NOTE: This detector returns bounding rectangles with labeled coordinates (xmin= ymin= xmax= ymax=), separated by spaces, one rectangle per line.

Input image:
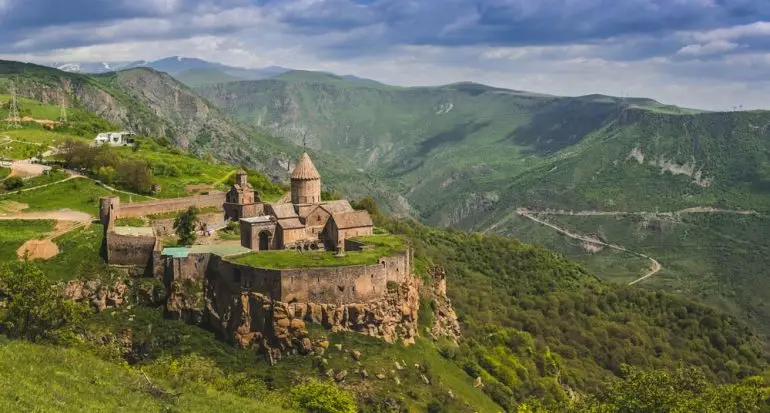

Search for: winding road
xmin=516 ymin=210 xmax=662 ymax=285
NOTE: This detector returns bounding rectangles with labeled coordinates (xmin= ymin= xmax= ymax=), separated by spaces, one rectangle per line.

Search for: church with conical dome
xmin=225 ymin=152 xmax=373 ymax=252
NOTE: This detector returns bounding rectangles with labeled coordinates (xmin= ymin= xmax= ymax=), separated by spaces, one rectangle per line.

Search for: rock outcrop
xmin=203 ymin=269 xmax=421 ymax=363
xmin=63 ymin=279 xmax=130 ymax=312
xmin=426 ymin=267 xmax=462 ymax=343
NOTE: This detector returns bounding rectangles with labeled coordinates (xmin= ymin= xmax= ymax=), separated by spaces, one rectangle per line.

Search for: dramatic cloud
xmin=0 ymin=0 xmax=769 ymax=109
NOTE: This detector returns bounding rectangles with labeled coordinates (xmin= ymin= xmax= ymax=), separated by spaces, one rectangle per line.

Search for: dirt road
xmin=516 ymin=210 xmax=663 ymax=286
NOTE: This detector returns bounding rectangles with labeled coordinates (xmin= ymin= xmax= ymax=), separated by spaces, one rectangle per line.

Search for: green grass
xmin=83 ymin=306 xmax=497 ymax=412
xmin=0 ymin=170 xmax=69 ymax=194
xmin=0 ymin=167 xmax=9 ymax=180
xmin=229 ymin=234 xmax=405 ymax=269
xmin=35 ymin=224 xmax=110 ymax=282
xmin=0 ymin=338 xmax=290 ymax=413
xmin=115 ymin=217 xmax=146 ymax=227
xmin=0 ymin=219 xmax=54 ymax=261
xmin=1 ymin=177 xmax=150 ymax=215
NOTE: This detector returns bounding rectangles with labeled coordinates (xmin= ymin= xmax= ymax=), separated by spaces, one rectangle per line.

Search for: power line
xmin=6 ymin=82 xmax=21 ymax=128
xmin=59 ymin=98 xmax=67 ymax=123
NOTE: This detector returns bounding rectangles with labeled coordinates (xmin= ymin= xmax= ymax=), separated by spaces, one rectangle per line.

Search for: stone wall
xmin=280 ymin=264 xmax=388 ymax=304
xmin=106 ymin=232 xmax=158 ymax=267
xmin=204 ymin=264 xmax=420 ymax=362
xmin=118 ymin=192 xmax=226 ymax=218
xmin=161 ymin=249 xmax=418 ymax=361
xmin=224 ymin=202 xmax=263 ymax=220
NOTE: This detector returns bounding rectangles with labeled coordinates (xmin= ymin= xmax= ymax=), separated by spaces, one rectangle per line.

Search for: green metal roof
xmin=161 ymin=247 xmax=189 ymax=258
xmin=161 ymin=244 xmax=250 ymax=258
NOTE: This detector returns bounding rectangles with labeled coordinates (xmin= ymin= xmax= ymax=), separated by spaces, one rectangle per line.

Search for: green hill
xmin=0 ymin=60 xmax=294 ymax=175
xmin=195 ymin=72 xmax=770 ymax=337
xmin=174 ymin=68 xmax=244 ymax=87
xmin=2 ymin=59 xmax=770 ymax=411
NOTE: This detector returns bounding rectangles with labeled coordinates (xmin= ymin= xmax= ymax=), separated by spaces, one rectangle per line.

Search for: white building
xmin=94 ymin=131 xmax=136 ymax=146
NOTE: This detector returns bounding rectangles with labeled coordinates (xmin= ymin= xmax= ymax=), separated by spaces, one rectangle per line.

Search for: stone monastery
xmin=98 ymin=152 xmax=421 ymax=360
xmin=226 ymin=152 xmax=374 ymax=253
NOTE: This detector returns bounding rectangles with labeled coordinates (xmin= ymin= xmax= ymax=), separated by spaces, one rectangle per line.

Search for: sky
xmin=1 ymin=0 xmax=770 ymax=110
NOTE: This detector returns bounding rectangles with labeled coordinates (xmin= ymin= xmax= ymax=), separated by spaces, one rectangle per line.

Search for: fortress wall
xmin=215 ymin=260 xmax=282 ymax=300
xmin=151 ymin=212 xmax=225 ymax=236
xmin=165 ymin=253 xmax=213 ymax=284
xmin=280 ymin=264 xmax=388 ymax=304
xmin=380 ymin=251 xmax=410 ymax=284
xmin=119 ymin=193 xmax=226 ymax=218
xmin=106 ymin=231 xmax=156 ymax=266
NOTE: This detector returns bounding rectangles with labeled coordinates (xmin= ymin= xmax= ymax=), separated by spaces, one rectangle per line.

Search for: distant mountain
xmin=195 ymin=69 xmax=770 ymax=337
xmin=47 ymin=56 xmax=294 ymax=85
xmin=46 ymin=56 xmax=384 ymax=87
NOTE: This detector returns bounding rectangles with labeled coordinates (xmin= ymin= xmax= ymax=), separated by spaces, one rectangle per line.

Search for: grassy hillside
xmin=196 ymin=72 xmax=770 ymax=225
xmin=174 ymin=68 xmax=244 ymax=87
xmin=196 ymin=72 xmax=770 ymax=341
xmin=0 ymin=60 xmax=298 ymax=177
xmin=0 ymin=338 xmax=292 ymax=413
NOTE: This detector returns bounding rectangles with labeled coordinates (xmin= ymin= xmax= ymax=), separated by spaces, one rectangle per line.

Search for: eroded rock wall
xmin=204 ymin=271 xmax=420 ymax=363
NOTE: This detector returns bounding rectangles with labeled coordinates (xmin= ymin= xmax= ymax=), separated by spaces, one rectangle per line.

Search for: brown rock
xmin=276 ymin=318 xmax=291 ymax=328
xmin=350 ymin=350 xmax=362 ymax=361
xmin=334 ymin=370 xmax=348 ymax=382
xmin=290 ymin=319 xmax=305 ymax=330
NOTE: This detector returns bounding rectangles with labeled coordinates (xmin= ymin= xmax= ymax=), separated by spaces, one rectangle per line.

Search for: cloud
xmin=0 ymin=0 xmax=769 ymax=110
xmin=677 ymin=40 xmax=741 ymax=56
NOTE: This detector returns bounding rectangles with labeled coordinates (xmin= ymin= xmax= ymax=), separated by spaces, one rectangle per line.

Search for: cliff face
xmin=160 ymin=252 xmax=422 ymax=362
xmin=0 ymin=61 xmax=293 ymax=176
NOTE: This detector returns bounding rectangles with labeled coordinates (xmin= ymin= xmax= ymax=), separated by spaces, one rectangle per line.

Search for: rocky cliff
xmin=0 ymin=60 xmax=292 ymax=176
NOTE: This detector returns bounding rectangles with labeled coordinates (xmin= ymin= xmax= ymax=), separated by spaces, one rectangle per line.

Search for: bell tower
xmin=290 ymin=152 xmax=321 ymax=205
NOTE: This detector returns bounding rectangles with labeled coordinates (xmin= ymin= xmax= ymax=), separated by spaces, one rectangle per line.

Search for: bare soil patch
xmin=17 ymin=239 xmax=59 ymax=260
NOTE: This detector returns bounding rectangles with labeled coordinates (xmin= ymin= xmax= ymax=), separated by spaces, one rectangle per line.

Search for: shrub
xmin=288 ymin=379 xmax=357 ymax=413
xmin=0 ymin=260 xmax=88 ymax=342
xmin=174 ymin=206 xmax=199 ymax=246
xmin=3 ymin=176 xmax=23 ymax=190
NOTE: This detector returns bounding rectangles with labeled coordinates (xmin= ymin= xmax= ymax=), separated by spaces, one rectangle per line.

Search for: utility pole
xmin=59 ymin=98 xmax=68 ymax=123
xmin=59 ymin=78 xmax=70 ymax=124
xmin=6 ymin=82 xmax=21 ymax=128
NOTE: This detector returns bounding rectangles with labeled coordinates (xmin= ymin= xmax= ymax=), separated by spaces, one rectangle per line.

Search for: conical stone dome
xmin=291 ymin=152 xmax=321 ymax=180
xmin=291 ymin=152 xmax=321 ymax=204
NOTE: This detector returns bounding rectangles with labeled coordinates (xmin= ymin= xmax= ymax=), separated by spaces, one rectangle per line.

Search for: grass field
xmin=229 ymin=234 xmax=406 ymax=269
xmin=35 ymin=224 xmax=110 ymax=282
xmin=0 ymin=167 xmax=9 ymax=180
xmin=0 ymin=220 xmax=54 ymax=262
xmin=0 ymin=338 xmax=290 ymax=413
xmin=1 ymin=177 xmax=150 ymax=215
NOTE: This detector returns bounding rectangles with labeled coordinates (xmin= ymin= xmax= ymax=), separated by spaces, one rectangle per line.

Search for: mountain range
xmin=47 ymin=56 xmax=379 ymax=87
xmin=5 ymin=57 xmax=770 ymax=336
xmin=3 ymin=57 xmax=770 ymax=411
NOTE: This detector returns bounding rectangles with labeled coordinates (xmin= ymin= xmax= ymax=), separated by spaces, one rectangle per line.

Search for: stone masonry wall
xmin=106 ymin=232 xmax=157 ymax=266
xmin=119 ymin=193 xmax=226 ymax=218
xmin=162 ymin=249 xmax=417 ymax=361
xmin=205 ymin=266 xmax=420 ymax=363
xmin=280 ymin=264 xmax=387 ymax=304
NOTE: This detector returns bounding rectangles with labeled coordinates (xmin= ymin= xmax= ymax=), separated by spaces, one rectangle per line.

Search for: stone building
xmin=231 ymin=152 xmax=373 ymax=251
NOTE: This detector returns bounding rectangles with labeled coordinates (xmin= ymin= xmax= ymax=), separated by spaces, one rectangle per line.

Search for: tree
xmin=117 ymin=160 xmax=154 ymax=194
xmin=288 ymin=379 xmax=356 ymax=413
xmin=0 ymin=260 xmax=87 ymax=342
xmin=174 ymin=206 xmax=199 ymax=246
xmin=3 ymin=176 xmax=23 ymax=190
xmin=351 ymin=197 xmax=383 ymax=224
